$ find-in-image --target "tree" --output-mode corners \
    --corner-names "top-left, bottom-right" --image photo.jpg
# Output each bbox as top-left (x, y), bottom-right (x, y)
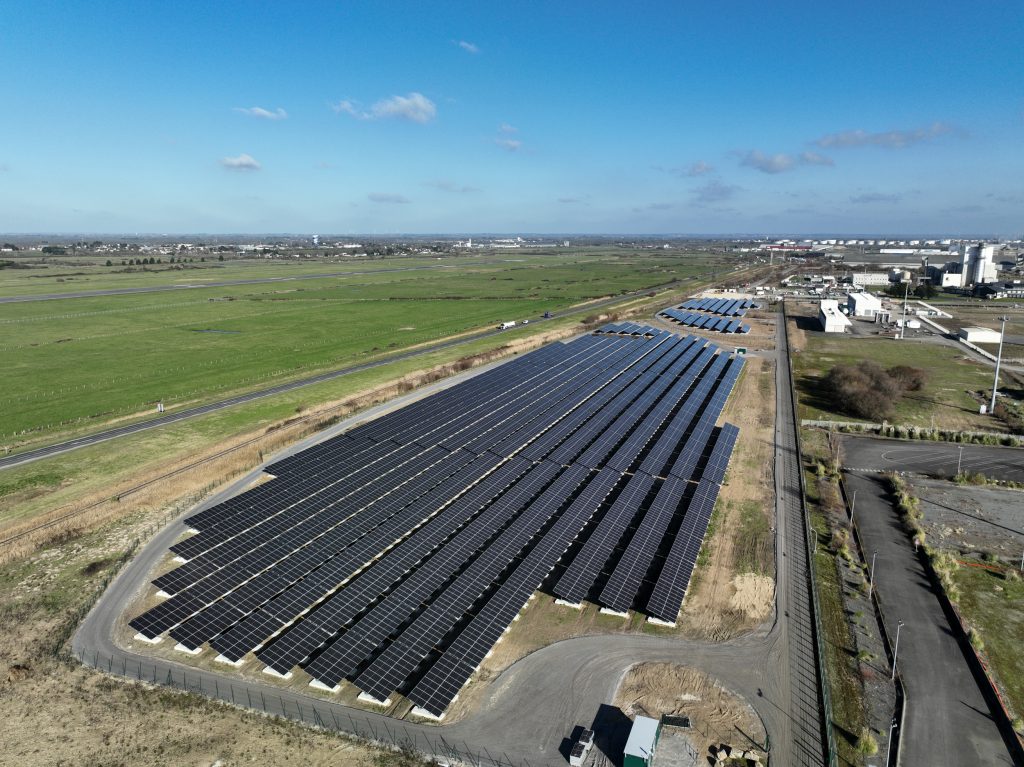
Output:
top-left (218, 254), bottom-right (225, 261)
top-left (913, 282), bottom-right (937, 299)
top-left (105, 259), bottom-right (112, 266)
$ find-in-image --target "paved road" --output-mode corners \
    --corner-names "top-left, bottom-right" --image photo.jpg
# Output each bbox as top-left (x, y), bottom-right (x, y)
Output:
top-left (841, 436), bottom-right (1024, 483)
top-left (0, 262), bottom-right (483, 304)
top-left (72, 308), bottom-right (827, 766)
top-left (0, 290), bottom-right (654, 472)
top-left (843, 471), bottom-right (1016, 765)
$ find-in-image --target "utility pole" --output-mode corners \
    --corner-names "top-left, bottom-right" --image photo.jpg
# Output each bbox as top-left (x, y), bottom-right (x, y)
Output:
top-left (870, 550), bottom-right (878, 597)
top-left (891, 619), bottom-right (905, 681)
top-left (886, 717), bottom-right (899, 766)
top-left (989, 315), bottom-right (1009, 413)
top-left (899, 282), bottom-right (909, 339)
top-left (957, 445), bottom-right (964, 476)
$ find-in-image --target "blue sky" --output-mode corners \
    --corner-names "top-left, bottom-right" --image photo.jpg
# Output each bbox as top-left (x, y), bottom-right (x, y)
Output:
top-left (1, 1), bottom-right (1021, 235)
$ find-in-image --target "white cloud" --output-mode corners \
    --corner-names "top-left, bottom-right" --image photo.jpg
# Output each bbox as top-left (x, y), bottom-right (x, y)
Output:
top-left (815, 122), bottom-right (954, 149)
top-left (798, 151), bottom-right (833, 166)
top-left (739, 149), bottom-right (833, 174)
top-left (692, 179), bottom-right (739, 204)
top-left (458, 40), bottom-right (480, 54)
top-left (234, 106), bottom-right (287, 120)
top-left (850, 192), bottom-right (902, 204)
top-left (495, 138), bottom-right (522, 152)
top-left (655, 161), bottom-right (714, 178)
top-left (220, 153), bottom-right (261, 171)
top-left (333, 92), bottom-right (437, 124)
top-left (427, 180), bottom-right (480, 193)
top-left (498, 123), bottom-right (518, 134)
top-left (632, 202), bottom-right (675, 213)
top-left (558, 196), bottom-right (585, 204)
top-left (368, 192), bottom-right (411, 204)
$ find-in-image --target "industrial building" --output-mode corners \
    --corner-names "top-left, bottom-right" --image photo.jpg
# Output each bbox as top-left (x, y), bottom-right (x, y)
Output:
top-left (818, 300), bottom-right (852, 333)
top-left (850, 272), bottom-right (892, 287)
top-left (959, 326), bottom-right (1003, 344)
top-left (927, 242), bottom-right (1000, 288)
top-left (624, 716), bottom-right (662, 767)
top-left (847, 291), bottom-right (883, 319)
top-left (976, 281), bottom-right (1024, 300)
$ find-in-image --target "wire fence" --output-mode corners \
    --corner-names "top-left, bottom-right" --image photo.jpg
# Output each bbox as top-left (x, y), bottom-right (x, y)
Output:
top-left (836, 471), bottom-right (906, 767)
top-left (76, 645), bottom-right (547, 767)
top-left (782, 303), bottom-right (838, 767)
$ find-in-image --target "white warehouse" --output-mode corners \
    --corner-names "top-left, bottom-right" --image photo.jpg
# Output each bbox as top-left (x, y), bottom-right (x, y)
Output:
top-left (819, 300), bottom-right (852, 333)
top-left (959, 326), bottom-right (1002, 344)
top-left (847, 291), bottom-right (883, 318)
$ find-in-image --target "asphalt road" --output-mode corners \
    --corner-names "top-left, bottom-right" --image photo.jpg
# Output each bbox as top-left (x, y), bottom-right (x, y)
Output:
top-left (0, 289), bottom-right (655, 472)
top-left (841, 436), bottom-right (1024, 483)
top-left (843, 471), bottom-right (1016, 765)
top-left (71, 308), bottom-right (827, 766)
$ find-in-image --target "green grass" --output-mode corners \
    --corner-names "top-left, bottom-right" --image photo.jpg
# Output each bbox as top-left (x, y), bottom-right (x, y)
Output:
top-left (952, 563), bottom-right (1024, 718)
top-left (1, 251), bottom-right (722, 445)
top-left (792, 334), bottom-right (999, 431)
top-left (734, 499), bottom-right (772, 575)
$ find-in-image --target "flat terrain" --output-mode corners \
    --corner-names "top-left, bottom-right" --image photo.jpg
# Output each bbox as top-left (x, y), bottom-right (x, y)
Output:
top-left (910, 477), bottom-right (1024, 557)
top-left (2, 251), bottom-right (718, 449)
top-left (841, 436), bottom-right (1024, 483)
top-left (0, 511), bottom-right (399, 767)
top-left (790, 316), bottom-right (1002, 432)
top-left (953, 563), bottom-right (1024, 721)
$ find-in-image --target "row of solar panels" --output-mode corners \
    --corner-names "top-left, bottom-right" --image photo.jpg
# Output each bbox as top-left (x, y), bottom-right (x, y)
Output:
top-left (131, 325), bottom-right (740, 718)
top-left (593, 322), bottom-right (653, 337)
top-left (659, 308), bottom-right (750, 334)
top-left (680, 297), bottom-right (757, 316)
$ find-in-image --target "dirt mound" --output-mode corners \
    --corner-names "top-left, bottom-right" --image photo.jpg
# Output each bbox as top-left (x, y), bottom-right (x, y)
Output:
top-left (729, 574), bottom-right (774, 621)
top-left (614, 663), bottom-right (767, 761)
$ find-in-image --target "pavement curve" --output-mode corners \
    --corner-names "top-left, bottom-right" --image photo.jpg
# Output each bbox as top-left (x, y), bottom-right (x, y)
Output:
top-left (72, 308), bottom-right (828, 766)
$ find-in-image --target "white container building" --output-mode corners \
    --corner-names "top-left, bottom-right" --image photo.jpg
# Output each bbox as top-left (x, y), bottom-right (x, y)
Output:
top-left (847, 291), bottom-right (883, 318)
top-left (959, 326), bottom-right (1002, 344)
top-left (819, 300), bottom-right (852, 333)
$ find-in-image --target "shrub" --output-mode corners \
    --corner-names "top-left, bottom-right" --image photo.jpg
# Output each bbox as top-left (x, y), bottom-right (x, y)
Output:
top-left (887, 365), bottom-right (928, 391)
top-left (968, 626), bottom-right (985, 652)
top-left (855, 727), bottom-right (879, 756)
top-left (822, 361), bottom-right (901, 421)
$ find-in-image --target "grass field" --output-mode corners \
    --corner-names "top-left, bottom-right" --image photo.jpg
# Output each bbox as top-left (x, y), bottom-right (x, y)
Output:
top-left (1, 250), bottom-right (723, 447)
top-left (791, 332), bottom-right (1001, 432)
top-left (952, 562), bottom-right (1024, 721)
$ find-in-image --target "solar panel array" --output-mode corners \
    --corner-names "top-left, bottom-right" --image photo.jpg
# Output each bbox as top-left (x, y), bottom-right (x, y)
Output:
top-left (130, 322), bottom-right (742, 718)
top-left (656, 297), bottom-right (757, 334)
top-left (680, 298), bottom-right (757, 316)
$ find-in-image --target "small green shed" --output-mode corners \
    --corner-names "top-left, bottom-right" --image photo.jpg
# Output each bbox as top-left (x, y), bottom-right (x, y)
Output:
top-left (623, 715), bottom-right (662, 767)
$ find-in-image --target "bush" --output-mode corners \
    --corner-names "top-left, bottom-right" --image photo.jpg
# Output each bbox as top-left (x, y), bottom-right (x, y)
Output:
top-left (968, 626), bottom-right (985, 652)
top-left (822, 361), bottom-right (902, 421)
top-left (887, 365), bottom-right (928, 391)
top-left (855, 727), bottom-right (879, 756)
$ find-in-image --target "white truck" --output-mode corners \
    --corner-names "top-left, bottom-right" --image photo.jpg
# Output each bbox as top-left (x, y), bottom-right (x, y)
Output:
top-left (499, 321), bottom-right (516, 330)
